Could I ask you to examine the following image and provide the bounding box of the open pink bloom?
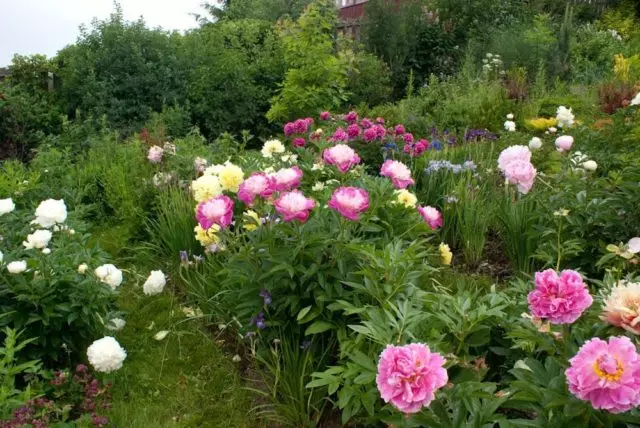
[600,281,640,335]
[361,118,373,129]
[566,336,640,413]
[376,343,448,414]
[503,159,537,194]
[497,145,531,171]
[238,172,274,205]
[320,111,331,121]
[283,122,295,136]
[147,146,164,163]
[293,137,306,148]
[417,206,443,230]
[347,123,361,139]
[403,133,414,144]
[555,135,574,152]
[375,125,386,139]
[323,144,361,173]
[273,166,303,191]
[363,127,377,142]
[380,160,415,188]
[330,127,349,143]
[404,139,428,157]
[196,195,234,230]
[294,118,312,134]
[394,124,406,135]
[274,190,315,223]
[328,186,369,221]
[528,269,593,324]
[345,111,358,123]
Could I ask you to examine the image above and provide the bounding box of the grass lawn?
[106,282,256,427]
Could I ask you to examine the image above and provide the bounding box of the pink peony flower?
[196,195,234,230]
[328,186,369,221]
[330,127,349,143]
[294,118,312,134]
[404,140,428,157]
[345,111,358,123]
[320,111,331,121]
[376,343,448,414]
[323,144,361,173]
[274,190,315,222]
[417,206,443,230]
[363,127,377,142]
[293,137,306,148]
[273,166,303,191]
[238,172,275,205]
[361,118,373,129]
[503,159,537,194]
[394,124,406,135]
[347,123,361,139]
[555,135,574,152]
[284,122,295,136]
[380,160,415,188]
[147,146,164,164]
[403,133,414,144]
[528,269,593,324]
[600,281,640,335]
[497,146,531,171]
[566,336,640,413]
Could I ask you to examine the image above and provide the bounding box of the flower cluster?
[424,160,477,175]
[556,106,575,128]
[464,129,497,142]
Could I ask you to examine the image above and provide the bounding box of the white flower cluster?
[556,106,575,128]
[87,336,127,373]
[261,139,285,158]
[504,113,516,132]
[608,29,622,41]
[482,53,504,74]
[95,264,123,289]
[143,270,166,296]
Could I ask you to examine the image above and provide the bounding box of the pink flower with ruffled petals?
[376,343,448,414]
[394,124,405,135]
[380,160,415,188]
[330,127,349,143]
[273,166,303,191]
[417,206,442,230]
[147,146,164,163]
[347,123,361,139]
[320,111,331,121]
[293,137,306,148]
[274,190,315,223]
[375,125,386,139]
[294,118,312,134]
[566,336,640,413]
[503,159,537,194]
[497,145,531,171]
[284,122,295,136]
[238,173,274,205]
[323,144,361,173]
[363,127,377,142]
[196,195,234,230]
[555,135,574,152]
[361,118,373,129]
[403,133,414,144]
[345,111,358,123]
[528,269,593,324]
[328,187,369,221]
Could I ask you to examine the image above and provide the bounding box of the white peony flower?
[95,264,123,289]
[87,336,127,373]
[33,199,67,228]
[631,93,640,106]
[582,160,597,171]
[143,270,166,296]
[23,230,53,250]
[504,120,516,132]
[548,127,557,134]
[107,318,126,331]
[78,263,89,274]
[7,261,27,274]
[42,248,51,255]
[506,113,514,120]
[556,106,575,128]
[628,237,640,254]
[261,140,285,158]
[0,198,15,216]
[312,182,325,192]
[528,137,543,150]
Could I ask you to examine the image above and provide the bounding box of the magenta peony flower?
[404,140,428,157]
[294,118,312,134]
[566,336,640,413]
[320,111,331,121]
[323,144,361,173]
[380,160,415,189]
[528,269,593,324]
[394,124,406,135]
[497,145,531,171]
[417,206,443,230]
[330,127,349,143]
[375,125,386,139]
[238,172,274,205]
[503,159,537,194]
[147,146,164,164]
[196,195,234,230]
[293,137,306,148]
[273,166,303,191]
[274,190,315,223]
[328,186,369,221]
[363,127,377,142]
[347,123,361,139]
[403,133,414,144]
[345,111,358,123]
[555,135,574,152]
[376,343,448,414]
[284,122,295,136]
[361,118,373,129]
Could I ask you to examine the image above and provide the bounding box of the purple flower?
[180,250,189,265]
[259,289,272,305]
[251,312,266,330]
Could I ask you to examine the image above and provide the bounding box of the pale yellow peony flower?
[204,164,225,176]
[243,210,261,231]
[194,224,221,247]
[218,162,244,193]
[439,243,452,265]
[261,140,285,158]
[394,189,417,208]
[600,281,640,335]
[192,175,222,202]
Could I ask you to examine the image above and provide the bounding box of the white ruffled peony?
[582,160,597,171]
[33,199,67,228]
[87,336,127,373]
[7,261,27,274]
[107,318,126,331]
[261,139,285,158]
[78,263,89,274]
[95,264,123,289]
[528,137,543,150]
[191,175,222,202]
[143,270,166,296]
[504,120,516,132]
[0,198,15,216]
[23,230,53,250]
[556,106,575,128]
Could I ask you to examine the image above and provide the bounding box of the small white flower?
[528,137,543,150]
[78,263,89,274]
[261,139,285,158]
[7,261,27,274]
[0,198,15,216]
[143,270,166,296]
[87,336,126,373]
[312,182,325,192]
[95,264,123,289]
[23,230,53,250]
[33,199,67,228]
[548,127,557,134]
[153,330,169,341]
[232,354,242,362]
[582,160,597,171]
[42,248,51,255]
[311,162,324,171]
[504,120,516,132]
[628,237,640,254]
[506,113,514,120]
[107,318,126,331]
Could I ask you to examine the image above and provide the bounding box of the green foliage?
[205,0,315,22]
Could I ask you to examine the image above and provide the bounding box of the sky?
[0,0,206,66]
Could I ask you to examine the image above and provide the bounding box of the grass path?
[105,283,256,427]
